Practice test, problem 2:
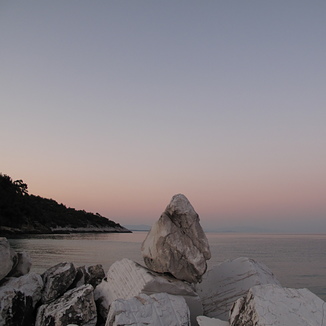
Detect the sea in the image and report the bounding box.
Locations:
[8,232,326,302]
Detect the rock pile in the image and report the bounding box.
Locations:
[1,194,326,326]
[95,194,210,325]
[0,237,103,326]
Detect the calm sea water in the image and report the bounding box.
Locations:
[8,232,326,301]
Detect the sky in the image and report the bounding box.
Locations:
[1,1,325,233]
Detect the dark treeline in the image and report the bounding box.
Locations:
[0,173,125,234]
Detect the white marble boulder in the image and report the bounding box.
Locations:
[0,237,17,281]
[141,194,211,283]
[8,251,32,277]
[94,258,203,326]
[0,273,43,326]
[195,257,281,321]
[41,261,77,303]
[229,284,326,326]
[35,284,97,326]
[106,292,190,326]
[197,316,229,326]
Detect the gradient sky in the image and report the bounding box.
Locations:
[1,1,325,233]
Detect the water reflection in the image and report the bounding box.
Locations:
[8,232,146,274]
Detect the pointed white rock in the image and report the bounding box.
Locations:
[229,284,326,326]
[141,194,211,283]
[94,258,203,325]
[106,292,190,326]
[195,257,281,320]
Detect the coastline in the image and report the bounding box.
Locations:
[0,225,132,237]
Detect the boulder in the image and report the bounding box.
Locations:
[0,237,17,281]
[106,292,190,326]
[229,284,326,326]
[0,273,43,326]
[41,262,77,303]
[70,265,87,289]
[8,251,32,277]
[94,279,111,325]
[141,194,211,283]
[71,264,105,289]
[35,284,97,326]
[85,264,105,287]
[195,257,281,320]
[197,316,229,326]
[94,258,203,325]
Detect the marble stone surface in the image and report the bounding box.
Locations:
[197,316,230,326]
[94,258,202,325]
[106,292,190,326]
[41,262,77,303]
[141,194,211,283]
[0,237,17,281]
[36,284,97,326]
[229,284,326,326]
[0,273,43,326]
[8,251,32,277]
[195,257,281,320]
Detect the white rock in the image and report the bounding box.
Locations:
[229,283,326,326]
[8,251,32,277]
[0,273,43,325]
[197,316,229,326]
[0,237,17,281]
[195,257,281,320]
[106,292,190,326]
[41,262,77,303]
[94,280,111,323]
[141,194,211,283]
[36,284,97,326]
[94,258,203,325]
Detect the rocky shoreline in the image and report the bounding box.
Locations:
[1,194,325,326]
[0,225,131,237]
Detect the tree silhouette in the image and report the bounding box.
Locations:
[0,173,127,234]
[13,179,28,195]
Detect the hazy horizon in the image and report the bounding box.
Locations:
[1,1,325,233]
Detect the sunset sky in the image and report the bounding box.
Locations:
[1,1,325,233]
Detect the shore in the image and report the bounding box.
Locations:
[0,225,132,237]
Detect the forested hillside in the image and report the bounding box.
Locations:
[0,173,130,235]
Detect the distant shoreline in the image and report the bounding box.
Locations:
[0,226,132,237]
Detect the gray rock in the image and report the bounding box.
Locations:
[8,251,32,277]
[229,284,326,326]
[0,237,17,281]
[86,264,105,287]
[71,265,87,288]
[0,273,43,326]
[141,194,211,283]
[94,258,203,326]
[35,284,97,326]
[41,262,77,303]
[195,257,281,320]
[106,292,190,326]
[71,264,105,289]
